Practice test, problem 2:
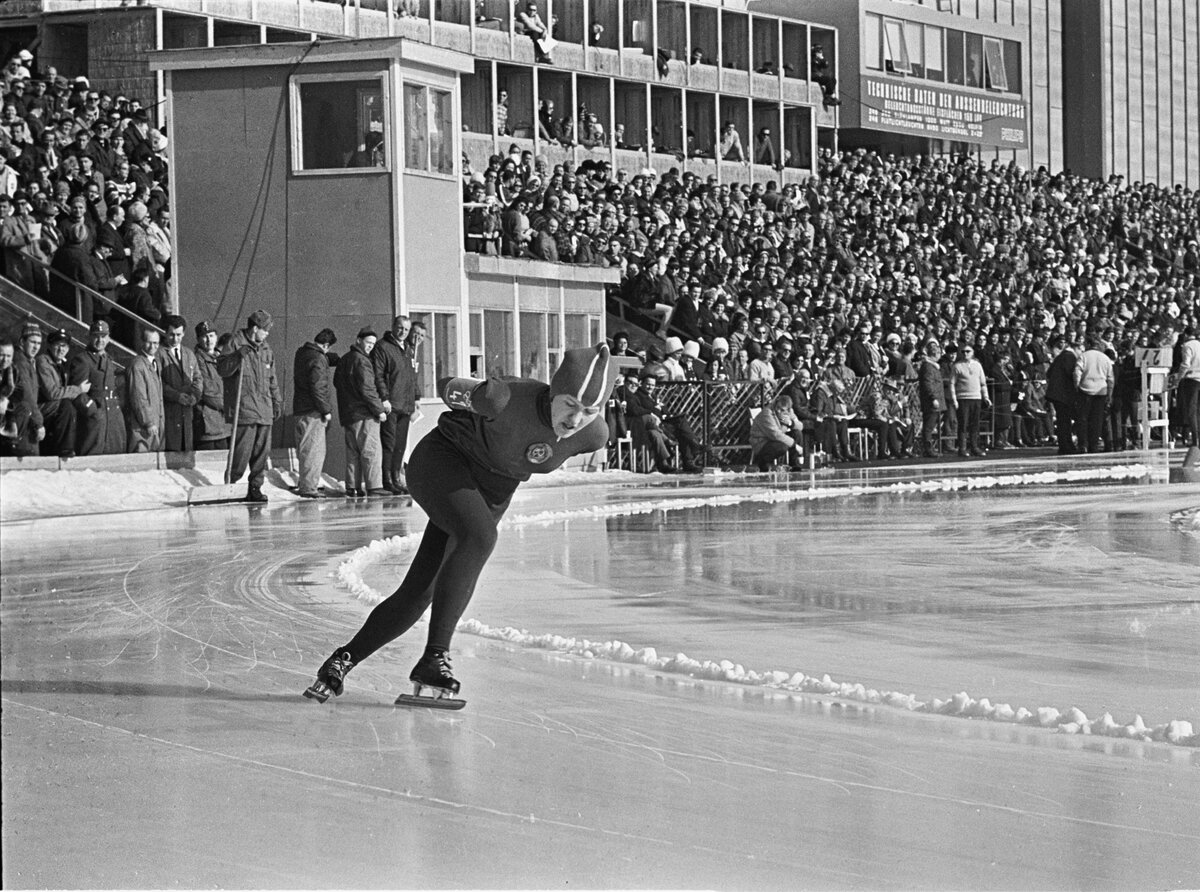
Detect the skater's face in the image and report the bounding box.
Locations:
[550,393,600,439]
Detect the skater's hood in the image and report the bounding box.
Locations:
[550,343,615,410]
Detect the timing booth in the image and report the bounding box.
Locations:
[151,38,618,474]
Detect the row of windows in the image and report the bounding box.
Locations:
[292,74,454,176]
[863,14,1022,95]
[411,309,602,395]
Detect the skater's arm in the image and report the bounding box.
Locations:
[438,376,511,419]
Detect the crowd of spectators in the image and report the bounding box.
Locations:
[462,137,1199,465]
[3,44,1198,474]
[1,46,173,336]
[0,307,431,503]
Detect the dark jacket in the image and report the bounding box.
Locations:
[846,338,874,378]
[193,346,230,443]
[333,344,386,426]
[11,351,43,430]
[157,344,203,451]
[216,329,282,426]
[293,342,335,417]
[1046,350,1078,405]
[371,332,419,414]
[783,380,817,424]
[670,293,701,342]
[918,357,944,412]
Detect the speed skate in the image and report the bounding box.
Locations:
[394,683,467,711]
[395,649,465,709]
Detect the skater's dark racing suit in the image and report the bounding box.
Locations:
[328,344,615,694]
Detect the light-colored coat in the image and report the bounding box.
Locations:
[126,352,164,452]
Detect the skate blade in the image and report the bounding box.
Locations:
[302,681,333,703]
[394,693,466,711]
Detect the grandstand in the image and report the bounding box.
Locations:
[0,0,1196,464]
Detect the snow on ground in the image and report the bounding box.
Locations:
[0,463,643,523]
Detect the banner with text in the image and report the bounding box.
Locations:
[858,75,1029,148]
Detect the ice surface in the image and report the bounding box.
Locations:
[2,455,1199,889]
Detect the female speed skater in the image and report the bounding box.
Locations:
[303,343,615,708]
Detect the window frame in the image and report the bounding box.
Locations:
[289,70,391,177]
[982,36,1009,92]
[402,79,457,179]
[409,309,460,396]
[864,13,883,71]
[882,18,912,75]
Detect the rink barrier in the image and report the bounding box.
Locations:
[332,461,1198,749]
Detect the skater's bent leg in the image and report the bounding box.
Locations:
[421,487,501,650]
[341,523,450,662]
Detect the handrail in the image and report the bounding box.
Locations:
[15,249,166,337]
[0,287,137,366]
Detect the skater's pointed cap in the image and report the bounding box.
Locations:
[551,343,614,411]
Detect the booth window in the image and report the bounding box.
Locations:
[293,76,387,171]
[404,82,455,175]
[410,311,459,395]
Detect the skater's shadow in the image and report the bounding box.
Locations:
[1,678,396,708]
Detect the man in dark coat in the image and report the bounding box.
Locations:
[372,315,420,494]
[292,328,337,498]
[216,309,282,502]
[917,339,945,457]
[333,327,388,497]
[68,319,126,455]
[1045,334,1079,455]
[157,314,203,452]
[846,322,875,378]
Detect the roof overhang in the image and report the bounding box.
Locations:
[148,36,475,74]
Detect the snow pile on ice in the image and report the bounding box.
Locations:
[332,461,1197,749]
[1169,506,1200,537]
[453,618,1198,747]
[508,464,1153,527]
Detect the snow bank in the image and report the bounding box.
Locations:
[333,462,1198,749]
[0,462,641,523]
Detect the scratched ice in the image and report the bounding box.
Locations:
[2,460,1199,889]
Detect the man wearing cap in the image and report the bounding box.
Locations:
[192,321,230,450]
[293,328,338,498]
[372,315,420,495]
[11,323,45,454]
[36,328,89,458]
[334,327,388,498]
[216,310,282,503]
[126,327,164,453]
[157,315,203,452]
[68,319,125,454]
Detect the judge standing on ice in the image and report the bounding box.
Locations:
[304,343,615,709]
